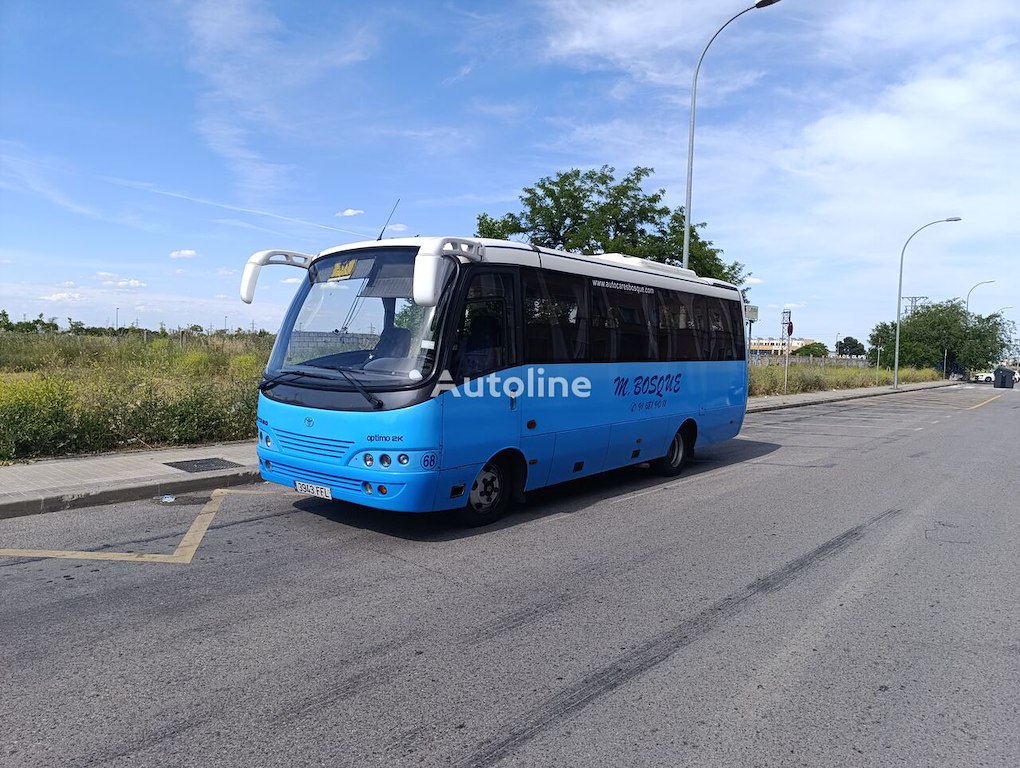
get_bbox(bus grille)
[270,461,363,492]
[275,429,354,460]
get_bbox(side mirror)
[413,254,453,307]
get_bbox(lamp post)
[893,217,961,389]
[681,0,783,270]
[965,280,994,314]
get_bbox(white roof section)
[249,235,743,303]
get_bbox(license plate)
[295,481,332,499]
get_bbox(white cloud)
[281,277,301,284]
[108,177,366,236]
[170,249,197,259]
[0,141,101,217]
[442,63,473,86]
[39,292,85,303]
[94,272,146,289]
[181,1,376,200]
[336,208,364,217]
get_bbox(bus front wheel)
[653,426,691,477]
[457,458,512,527]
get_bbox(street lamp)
[965,280,994,313]
[893,217,961,389]
[681,0,783,270]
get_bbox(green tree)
[868,300,1013,374]
[795,342,829,357]
[477,166,748,287]
[10,313,58,334]
[836,336,865,356]
[394,300,425,330]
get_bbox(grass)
[748,362,941,396]
[0,333,273,461]
[0,332,942,460]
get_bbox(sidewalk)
[0,442,259,520]
[0,380,956,520]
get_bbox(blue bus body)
[243,237,748,522]
[255,359,745,513]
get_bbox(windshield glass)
[266,246,452,388]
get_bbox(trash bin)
[993,368,1015,389]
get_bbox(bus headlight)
[364,454,374,467]
[380,454,391,468]
[398,454,409,465]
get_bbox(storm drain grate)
[164,458,244,473]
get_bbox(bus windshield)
[266,246,451,388]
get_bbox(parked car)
[973,372,994,382]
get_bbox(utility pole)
[902,296,928,315]
[782,310,792,394]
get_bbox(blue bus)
[240,237,747,525]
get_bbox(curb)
[0,470,262,521]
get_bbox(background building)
[749,337,815,356]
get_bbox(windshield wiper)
[317,365,385,410]
[259,368,336,393]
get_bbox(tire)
[455,458,512,527]
[652,426,690,477]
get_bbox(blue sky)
[1,0,1018,346]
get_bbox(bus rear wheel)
[653,426,691,477]
[456,458,512,527]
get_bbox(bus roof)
[313,236,744,300]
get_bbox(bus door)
[440,270,522,475]
[518,269,608,489]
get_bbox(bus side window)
[522,270,586,364]
[597,286,656,362]
[456,301,506,378]
[452,272,514,379]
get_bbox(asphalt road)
[2,385,1018,767]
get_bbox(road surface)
[1,385,1018,767]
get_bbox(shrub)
[0,375,75,460]
[0,331,269,459]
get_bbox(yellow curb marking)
[966,394,1001,410]
[0,487,275,565]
